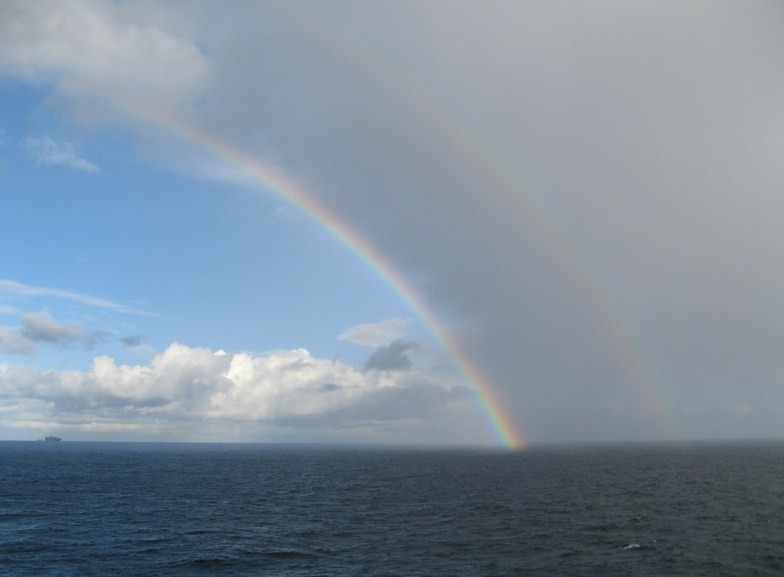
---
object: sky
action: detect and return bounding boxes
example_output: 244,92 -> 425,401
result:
2,1 -> 784,447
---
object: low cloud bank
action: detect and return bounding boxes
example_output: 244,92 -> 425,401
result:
0,343 -> 469,440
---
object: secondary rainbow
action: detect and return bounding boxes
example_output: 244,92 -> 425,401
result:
292,13 -> 682,440
138,110 -> 525,450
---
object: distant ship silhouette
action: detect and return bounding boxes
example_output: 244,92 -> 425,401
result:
44,436 -> 61,442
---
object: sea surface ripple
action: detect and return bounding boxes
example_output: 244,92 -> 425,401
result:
1,440 -> 783,576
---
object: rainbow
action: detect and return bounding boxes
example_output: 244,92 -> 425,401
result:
110,9 -> 683,450
424,104 -> 682,440
134,109 -> 526,451
282,8 -> 682,440
423,110 -> 681,438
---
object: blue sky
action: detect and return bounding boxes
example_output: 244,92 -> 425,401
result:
0,33 -> 467,443
3,1 -> 784,446
0,83 -> 464,442
2,90 -> 414,362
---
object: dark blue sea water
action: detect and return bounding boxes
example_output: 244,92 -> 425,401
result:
1,440 -> 783,576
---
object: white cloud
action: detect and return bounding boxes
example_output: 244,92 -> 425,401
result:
23,135 -> 98,173
0,0 -> 207,122
0,342 -> 468,440
0,279 -> 152,316
339,317 -> 412,347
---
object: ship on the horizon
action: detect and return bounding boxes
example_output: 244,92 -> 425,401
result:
44,436 -> 61,442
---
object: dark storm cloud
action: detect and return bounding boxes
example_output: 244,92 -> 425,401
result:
188,1 -> 784,442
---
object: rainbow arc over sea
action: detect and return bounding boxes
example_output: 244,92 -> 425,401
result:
284,11 -> 682,442
138,110 -> 525,451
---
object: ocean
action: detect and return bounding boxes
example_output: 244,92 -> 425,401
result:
1,440 -> 783,576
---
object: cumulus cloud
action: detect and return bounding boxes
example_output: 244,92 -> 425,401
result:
23,135 -> 99,173
364,339 -> 418,371
339,318 -> 412,347
0,343 -> 469,440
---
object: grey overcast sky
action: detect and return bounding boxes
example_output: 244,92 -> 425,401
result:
2,1 -> 784,446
